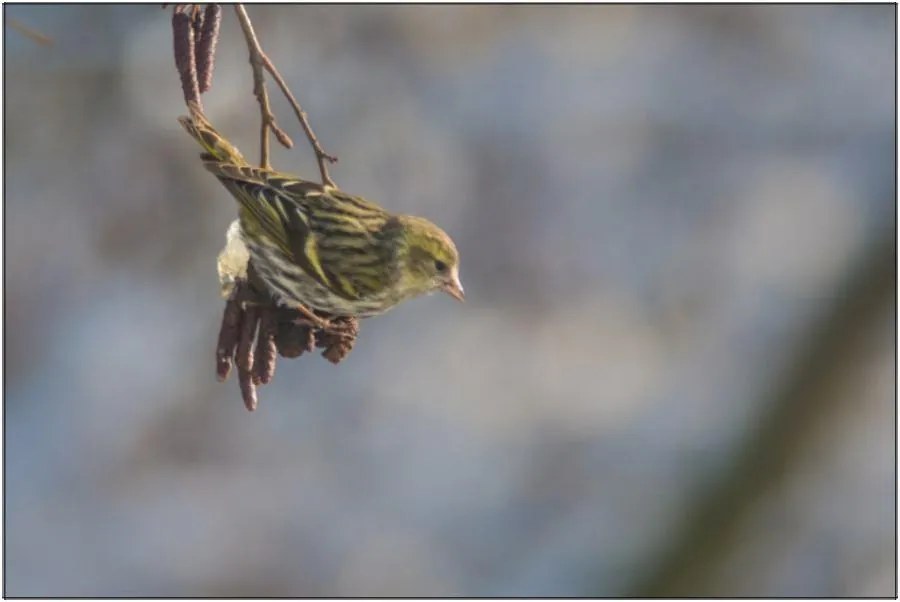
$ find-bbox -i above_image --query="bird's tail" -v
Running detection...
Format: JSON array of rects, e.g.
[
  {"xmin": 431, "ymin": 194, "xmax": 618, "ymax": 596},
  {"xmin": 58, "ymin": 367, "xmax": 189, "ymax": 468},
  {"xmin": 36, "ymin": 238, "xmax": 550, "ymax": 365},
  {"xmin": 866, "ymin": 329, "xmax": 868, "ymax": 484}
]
[{"xmin": 178, "ymin": 109, "xmax": 249, "ymax": 167}]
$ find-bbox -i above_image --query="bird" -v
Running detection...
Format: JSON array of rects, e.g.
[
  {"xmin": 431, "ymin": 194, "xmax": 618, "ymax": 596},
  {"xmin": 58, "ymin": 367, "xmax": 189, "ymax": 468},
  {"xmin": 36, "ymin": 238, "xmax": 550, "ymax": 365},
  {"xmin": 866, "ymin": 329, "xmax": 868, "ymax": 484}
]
[{"xmin": 179, "ymin": 110, "xmax": 464, "ymax": 329}]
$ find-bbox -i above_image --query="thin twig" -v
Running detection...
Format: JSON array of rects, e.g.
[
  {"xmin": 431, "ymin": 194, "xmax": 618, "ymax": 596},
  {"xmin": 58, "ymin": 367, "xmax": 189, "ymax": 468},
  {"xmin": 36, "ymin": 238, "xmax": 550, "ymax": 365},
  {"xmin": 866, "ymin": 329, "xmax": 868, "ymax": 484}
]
[
  {"xmin": 233, "ymin": 5, "xmax": 275, "ymax": 169},
  {"xmin": 260, "ymin": 54, "xmax": 338, "ymax": 187},
  {"xmin": 233, "ymin": 5, "xmax": 294, "ymax": 152},
  {"xmin": 233, "ymin": 4, "xmax": 337, "ymax": 187},
  {"xmin": 7, "ymin": 18, "xmax": 54, "ymax": 47}
]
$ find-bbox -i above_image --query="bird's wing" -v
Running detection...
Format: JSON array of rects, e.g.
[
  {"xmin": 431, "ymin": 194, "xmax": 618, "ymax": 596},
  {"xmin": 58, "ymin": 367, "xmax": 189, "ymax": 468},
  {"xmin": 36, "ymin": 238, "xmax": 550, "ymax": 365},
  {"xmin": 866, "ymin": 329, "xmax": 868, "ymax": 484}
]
[{"xmin": 206, "ymin": 163, "xmax": 384, "ymax": 301}]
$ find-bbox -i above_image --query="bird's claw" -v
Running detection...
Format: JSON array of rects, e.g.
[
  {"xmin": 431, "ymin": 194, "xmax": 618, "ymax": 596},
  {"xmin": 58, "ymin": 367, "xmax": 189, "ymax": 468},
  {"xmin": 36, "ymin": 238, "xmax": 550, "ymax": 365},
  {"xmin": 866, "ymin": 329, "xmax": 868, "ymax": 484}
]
[
  {"xmin": 292, "ymin": 316, "xmax": 329, "ymax": 330},
  {"xmin": 292, "ymin": 315, "xmax": 351, "ymax": 338}
]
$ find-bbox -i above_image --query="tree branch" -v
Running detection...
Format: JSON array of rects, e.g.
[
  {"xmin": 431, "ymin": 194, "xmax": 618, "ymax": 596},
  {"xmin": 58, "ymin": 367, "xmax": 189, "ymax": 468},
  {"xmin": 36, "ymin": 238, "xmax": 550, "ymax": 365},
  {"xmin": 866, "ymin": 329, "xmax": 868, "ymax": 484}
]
[
  {"xmin": 628, "ymin": 231, "xmax": 895, "ymax": 596},
  {"xmin": 260, "ymin": 53, "xmax": 338, "ymax": 187},
  {"xmin": 233, "ymin": 4, "xmax": 336, "ymax": 187},
  {"xmin": 233, "ymin": 4, "xmax": 277, "ymax": 170}
]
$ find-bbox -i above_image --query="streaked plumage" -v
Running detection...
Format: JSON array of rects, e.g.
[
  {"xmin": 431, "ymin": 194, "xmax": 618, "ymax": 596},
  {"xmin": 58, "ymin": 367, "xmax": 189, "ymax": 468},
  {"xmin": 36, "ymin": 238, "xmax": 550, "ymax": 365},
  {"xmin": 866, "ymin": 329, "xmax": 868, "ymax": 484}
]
[{"xmin": 179, "ymin": 111, "xmax": 464, "ymax": 318}]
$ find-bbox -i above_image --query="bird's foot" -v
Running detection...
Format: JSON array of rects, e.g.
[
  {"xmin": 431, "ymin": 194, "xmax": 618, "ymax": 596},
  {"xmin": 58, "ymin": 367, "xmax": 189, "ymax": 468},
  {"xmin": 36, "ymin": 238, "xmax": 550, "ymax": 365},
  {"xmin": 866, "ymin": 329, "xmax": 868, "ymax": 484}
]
[{"xmin": 290, "ymin": 303, "xmax": 331, "ymax": 331}]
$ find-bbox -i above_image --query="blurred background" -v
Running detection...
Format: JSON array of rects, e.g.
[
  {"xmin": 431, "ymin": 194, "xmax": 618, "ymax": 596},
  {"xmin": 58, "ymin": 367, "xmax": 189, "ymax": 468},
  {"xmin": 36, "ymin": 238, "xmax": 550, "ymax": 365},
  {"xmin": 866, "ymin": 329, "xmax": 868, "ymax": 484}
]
[{"xmin": 4, "ymin": 4, "xmax": 895, "ymax": 597}]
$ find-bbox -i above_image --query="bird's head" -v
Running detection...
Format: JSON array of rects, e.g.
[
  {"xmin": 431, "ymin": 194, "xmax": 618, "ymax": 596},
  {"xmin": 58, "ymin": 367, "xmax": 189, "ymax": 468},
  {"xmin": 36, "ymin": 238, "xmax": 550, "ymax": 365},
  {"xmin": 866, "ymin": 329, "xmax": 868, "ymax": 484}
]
[{"xmin": 393, "ymin": 215, "xmax": 464, "ymax": 303}]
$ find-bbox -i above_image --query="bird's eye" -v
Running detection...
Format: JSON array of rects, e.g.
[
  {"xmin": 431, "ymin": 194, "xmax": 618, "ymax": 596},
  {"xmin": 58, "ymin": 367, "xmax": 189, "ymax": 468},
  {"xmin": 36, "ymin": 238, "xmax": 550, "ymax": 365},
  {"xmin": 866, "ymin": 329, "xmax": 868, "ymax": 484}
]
[{"xmin": 434, "ymin": 259, "xmax": 447, "ymax": 272}]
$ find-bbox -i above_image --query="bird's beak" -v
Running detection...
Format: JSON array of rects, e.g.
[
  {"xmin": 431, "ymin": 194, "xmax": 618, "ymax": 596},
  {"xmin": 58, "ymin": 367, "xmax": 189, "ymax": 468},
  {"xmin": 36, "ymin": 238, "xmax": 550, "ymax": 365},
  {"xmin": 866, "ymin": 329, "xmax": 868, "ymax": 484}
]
[{"xmin": 442, "ymin": 276, "xmax": 465, "ymax": 302}]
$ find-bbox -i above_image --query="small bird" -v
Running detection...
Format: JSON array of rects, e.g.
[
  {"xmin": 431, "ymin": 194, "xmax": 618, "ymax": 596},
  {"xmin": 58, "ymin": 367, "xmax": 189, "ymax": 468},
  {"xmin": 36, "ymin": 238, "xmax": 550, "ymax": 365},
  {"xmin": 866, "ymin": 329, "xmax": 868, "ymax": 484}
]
[{"xmin": 179, "ymin": 111, "xmax": 464, "ymax": 327}]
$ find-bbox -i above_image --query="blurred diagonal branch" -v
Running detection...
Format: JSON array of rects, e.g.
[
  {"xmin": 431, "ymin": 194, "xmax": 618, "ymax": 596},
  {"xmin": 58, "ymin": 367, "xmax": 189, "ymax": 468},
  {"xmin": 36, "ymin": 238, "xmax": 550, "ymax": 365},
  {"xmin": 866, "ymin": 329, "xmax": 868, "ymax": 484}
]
[
  {"xmin": 629, "ymin": 228, "xmax": 895, "ymax": 596},
  {"xmin": 7, "ymin": 18, "xmax": 54, "ymax": 47}
]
